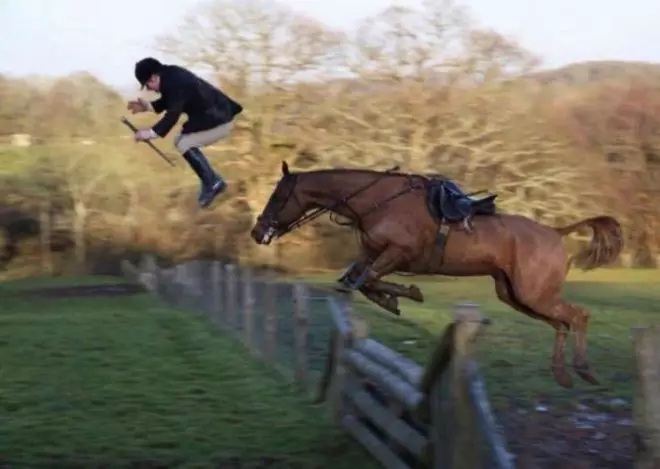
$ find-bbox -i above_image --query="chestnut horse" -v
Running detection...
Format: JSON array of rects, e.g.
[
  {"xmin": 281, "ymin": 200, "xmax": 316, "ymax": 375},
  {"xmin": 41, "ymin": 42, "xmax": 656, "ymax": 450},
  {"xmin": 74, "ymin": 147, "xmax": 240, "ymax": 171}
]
[{"xmin": 250, "ymin": 161, "xmax": 623, "ymax": 388}]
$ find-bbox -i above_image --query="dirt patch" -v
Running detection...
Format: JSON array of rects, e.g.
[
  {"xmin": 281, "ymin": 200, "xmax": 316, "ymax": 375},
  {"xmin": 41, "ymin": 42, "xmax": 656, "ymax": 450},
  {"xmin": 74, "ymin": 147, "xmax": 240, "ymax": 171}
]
[
  {"xmin": 500, "ymin": 405, "xmax": 633, "ymax": 469},
  {"xmin": 16, "ymin": 283, "xmax": 145, "ymax": 299}
]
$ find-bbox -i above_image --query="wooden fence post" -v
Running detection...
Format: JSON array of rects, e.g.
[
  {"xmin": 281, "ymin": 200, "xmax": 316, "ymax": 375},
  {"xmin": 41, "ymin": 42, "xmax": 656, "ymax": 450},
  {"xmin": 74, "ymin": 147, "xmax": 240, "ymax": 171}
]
[
  {"xmin": 39, "ymin": 201, "xmax": 53, "ymax": 275},
  {"xmin": 225, "ymin": 264, "xmax": 237, "ymax": 330},
  {"xmin": 292, "ymin": 282, "xmax": 309, "ymax": 390},
  {"xmin": 448, "ymin": 303, "xmax": 485, "ymax": 469},
  {"xmin": 182, "ymin": 261, "xmax": 192, "ymax": 294},
  {"xmin": 169, "ymin": 262, "xmax": 185, "ymax": 307},
  {"xmin": 211, "ymin": 261, "xmax": 224, "ymax": 328},
  {"xmin": 181, "ymin": 260, "xmax": 202, "ymax": 311},
  {"xmin": 327, "ymin": 297, "xmax": 352, "ymax": 424},
  {"xmin": 242, "ymin": 266, "xmax": 255, "ymax": 350},
  {"xmin": 158, "ymin": 264, "xmax": 175, "ymax": 303},
  {"xmin": 633, "ymin": 325, "xmax": 660, "ymax": 469},
  {"xmin": 263, "ymin": 279, "xmax": 277, "ymax": 364},
  {"xmin": 189, "ymin": 260, "xmax": 204, "ymax": 297},
  {"xmin": 142, "ymin": 254, "xmax": 158, "ymax": 294},
  {"xmin": 152, "ymin": 259, "xmax": 162, "ymax": 298}
]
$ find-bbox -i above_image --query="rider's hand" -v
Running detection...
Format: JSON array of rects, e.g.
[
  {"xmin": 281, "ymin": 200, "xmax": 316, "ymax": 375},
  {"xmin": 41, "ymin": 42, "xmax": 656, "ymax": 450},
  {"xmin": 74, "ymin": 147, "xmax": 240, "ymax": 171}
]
[
  {"xmin": 134, "ymin": 128, "xmax": 157, "ymax": 141},
  {"xmin": 127, "ymin": 98, "xmax": 150, "ymax": 114}
]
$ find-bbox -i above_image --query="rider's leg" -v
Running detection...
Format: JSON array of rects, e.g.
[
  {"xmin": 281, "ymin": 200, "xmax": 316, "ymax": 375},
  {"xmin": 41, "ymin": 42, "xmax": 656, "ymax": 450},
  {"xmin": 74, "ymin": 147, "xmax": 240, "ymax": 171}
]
[{"xmin": 174, "ymin": 122, "xmax": 234, "ymax": 208}]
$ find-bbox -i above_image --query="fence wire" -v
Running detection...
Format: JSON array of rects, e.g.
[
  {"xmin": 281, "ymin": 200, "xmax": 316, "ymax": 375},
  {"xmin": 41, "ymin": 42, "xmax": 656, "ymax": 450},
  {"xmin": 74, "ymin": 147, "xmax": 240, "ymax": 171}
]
[
  {"xmin": 127, "ymin": 256, "xmax": 642, "ymax": 469},
  {"xmin": 146, "ymin": 259, "xmax": 338, "ymax": 385}
]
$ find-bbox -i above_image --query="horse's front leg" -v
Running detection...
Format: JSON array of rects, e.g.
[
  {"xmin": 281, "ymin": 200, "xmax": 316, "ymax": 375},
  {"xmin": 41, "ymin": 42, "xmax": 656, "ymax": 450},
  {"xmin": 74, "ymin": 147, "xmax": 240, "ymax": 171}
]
[
  {"xmin": 335, "ymin": 254, "xmax": 408, "ymax": 316},
  {"xmin": 361, "ymin": 245, "xmax": 408, "ymax": 285},
  {"xmin": 369, "ymin": 279, "xmax": 424, "ymax": 303},
  {"xmin": 336, "ymin": 257, "xmax": 371, "ymax": 290},
  {"xmin": 338, "ymin": 265, "xmax": 421, "ymax": 298},
  {"xmin": 358, "ymin": 286, "xmax": 401, "ymax": 316},
  {"xmin": 338, "ymin": 245, "xmax": 414, "ymax": 285}
]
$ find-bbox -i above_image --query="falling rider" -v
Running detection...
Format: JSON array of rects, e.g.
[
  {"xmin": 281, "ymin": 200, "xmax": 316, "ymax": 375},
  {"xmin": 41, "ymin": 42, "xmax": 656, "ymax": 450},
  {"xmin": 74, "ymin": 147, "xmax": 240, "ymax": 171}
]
[{"xmin": 127, "ymin": 57, "xmax": 243, "ymax": 208}]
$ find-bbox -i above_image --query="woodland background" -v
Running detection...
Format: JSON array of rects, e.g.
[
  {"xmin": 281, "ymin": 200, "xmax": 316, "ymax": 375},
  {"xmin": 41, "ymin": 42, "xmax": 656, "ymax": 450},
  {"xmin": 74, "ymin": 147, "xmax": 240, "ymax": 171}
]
[{"xmin": 2, "ymin": 0, "xmax": 659, "ymax": 277}]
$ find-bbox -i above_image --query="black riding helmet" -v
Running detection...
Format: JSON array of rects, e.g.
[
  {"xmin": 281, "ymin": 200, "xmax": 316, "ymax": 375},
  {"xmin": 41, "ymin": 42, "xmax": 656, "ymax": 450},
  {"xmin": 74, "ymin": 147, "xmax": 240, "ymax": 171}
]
[{"xmin": 134, "ymin": 57, "xmax": 163, "ymax": 88}]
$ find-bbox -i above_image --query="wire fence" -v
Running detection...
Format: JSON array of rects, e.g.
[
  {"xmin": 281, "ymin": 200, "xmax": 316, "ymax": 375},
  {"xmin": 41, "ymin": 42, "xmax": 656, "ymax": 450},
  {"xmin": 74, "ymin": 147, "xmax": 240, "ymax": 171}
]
[
  {"xmin": 120, "ymin": 254, "xmax": 519, "ymax": 469},
  {"xmin": 120, "ymin": 253, "xmax": 656, "ymax": 469},
  {"xmin": 125, "ymin": 256, "xmax": 341, "ymax": 387}
]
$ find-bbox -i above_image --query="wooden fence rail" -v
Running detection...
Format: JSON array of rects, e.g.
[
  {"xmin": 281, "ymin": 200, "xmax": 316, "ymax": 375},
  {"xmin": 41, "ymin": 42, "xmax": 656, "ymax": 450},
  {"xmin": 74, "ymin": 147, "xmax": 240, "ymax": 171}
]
[{"xmin": 121, "ymin": 254, "xmax": 514, "ymax": 469}]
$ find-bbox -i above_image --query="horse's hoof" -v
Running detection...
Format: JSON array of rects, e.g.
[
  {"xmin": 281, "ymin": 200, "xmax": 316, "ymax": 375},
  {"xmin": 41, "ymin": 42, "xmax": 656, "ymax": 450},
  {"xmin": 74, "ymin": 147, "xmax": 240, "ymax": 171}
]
[
  {"xmin": 383, "ymin": 298, "xmax": 401, "ymax": 316},
  {"xmin": 387, "ymin": 306, "xmax": 401, "ymax": 316},
  {"xmin": 552, "ymin": 366, "xmax": 574, "ymax": 388},
  {"xmin": 333, "ymin": 283, "xmax": 354, "ymax": 295},
  {"xmin": 574, "ymin": 364, "xmax": 600, "ymax": 386},
  {"xmin": 408, "ymin": 285, "xmax": 424, "ymax": 302}
]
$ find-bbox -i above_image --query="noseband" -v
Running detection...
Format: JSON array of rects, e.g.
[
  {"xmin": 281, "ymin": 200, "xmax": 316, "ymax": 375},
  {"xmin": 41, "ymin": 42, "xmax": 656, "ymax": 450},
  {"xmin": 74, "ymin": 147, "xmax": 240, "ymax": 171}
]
[{"xmin": 257, "ymin": 173, "xmax": 307, "ymax": 237}]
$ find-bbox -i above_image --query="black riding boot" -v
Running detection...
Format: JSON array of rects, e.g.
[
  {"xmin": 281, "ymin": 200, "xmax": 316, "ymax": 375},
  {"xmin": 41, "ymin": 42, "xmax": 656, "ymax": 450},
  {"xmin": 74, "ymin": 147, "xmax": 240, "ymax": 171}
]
[{"xmin": 181, "ymin": 147, "xmax": 227, "ymax": 208}]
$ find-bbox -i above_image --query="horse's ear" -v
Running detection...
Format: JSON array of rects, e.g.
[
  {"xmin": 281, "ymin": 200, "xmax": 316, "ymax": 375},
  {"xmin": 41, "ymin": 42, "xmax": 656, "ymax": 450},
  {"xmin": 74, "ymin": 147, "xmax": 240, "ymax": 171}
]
[{"xmin": 281, "ymin": 160, "xmax": 290, "ymax": 175}]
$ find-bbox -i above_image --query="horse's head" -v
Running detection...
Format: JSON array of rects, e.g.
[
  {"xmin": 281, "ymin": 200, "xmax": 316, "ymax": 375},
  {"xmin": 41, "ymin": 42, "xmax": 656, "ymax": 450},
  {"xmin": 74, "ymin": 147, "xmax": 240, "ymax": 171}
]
[{"xmin": 250, "ymin": 161, "xmax": 310, "ymax": 245}]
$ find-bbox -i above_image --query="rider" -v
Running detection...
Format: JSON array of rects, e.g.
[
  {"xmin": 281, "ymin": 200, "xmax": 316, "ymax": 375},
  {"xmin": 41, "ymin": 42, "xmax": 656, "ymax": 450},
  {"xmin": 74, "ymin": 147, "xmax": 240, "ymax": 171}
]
[{"xmin": 128, "ymin": 57, "xmax": 243, "ymax": 208}]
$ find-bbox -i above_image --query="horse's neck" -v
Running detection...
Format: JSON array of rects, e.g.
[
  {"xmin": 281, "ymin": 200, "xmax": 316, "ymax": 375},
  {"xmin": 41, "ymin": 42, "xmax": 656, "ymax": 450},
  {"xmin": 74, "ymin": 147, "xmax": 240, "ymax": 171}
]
[{"xmin": 303, "ymin": 171, "xmax": 392, "ymax": 218}]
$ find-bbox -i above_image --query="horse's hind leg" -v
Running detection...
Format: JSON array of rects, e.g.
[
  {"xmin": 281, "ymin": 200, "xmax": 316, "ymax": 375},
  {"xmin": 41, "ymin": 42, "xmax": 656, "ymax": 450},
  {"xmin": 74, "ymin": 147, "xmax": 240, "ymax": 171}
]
[
  {"xmin": 493, "ymin": 273, "xmax": 573, "ymax": 388},
  {"xmin": 521, "ymin": 298, "xmax": 599, "ymax": 386},
  {"xmin": 562, "ymin": 301, "xmax": 599, "ymax": 385}
]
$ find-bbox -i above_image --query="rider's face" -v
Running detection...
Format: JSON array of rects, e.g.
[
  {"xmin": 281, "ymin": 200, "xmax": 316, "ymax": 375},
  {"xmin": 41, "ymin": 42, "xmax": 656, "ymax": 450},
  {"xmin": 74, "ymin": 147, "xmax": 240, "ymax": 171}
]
[{"xmin": 145, "ymin": 74, "xmax": 160, "ymax": 92}]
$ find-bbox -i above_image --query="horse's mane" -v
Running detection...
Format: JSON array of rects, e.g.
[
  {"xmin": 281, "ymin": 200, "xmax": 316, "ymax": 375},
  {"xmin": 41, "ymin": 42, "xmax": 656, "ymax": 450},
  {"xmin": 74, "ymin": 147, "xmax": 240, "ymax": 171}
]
[{"xmin": 295, "ymin": 166, "xmax": 449, "ymax": 183}]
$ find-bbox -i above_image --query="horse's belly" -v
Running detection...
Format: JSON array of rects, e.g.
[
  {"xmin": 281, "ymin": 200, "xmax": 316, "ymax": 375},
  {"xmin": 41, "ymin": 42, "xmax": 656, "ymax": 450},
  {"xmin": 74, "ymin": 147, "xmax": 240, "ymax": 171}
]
[
  {"xmin": 434, "ymin": 263, "xmax": 494, "ymax": 276},
  {"xmin": 402, "ymin": 227, "xmax": 500, "ymax": 275},
  {"xmin": 403, "ymin": 257, "xmax": 494, "ymax": 276}
]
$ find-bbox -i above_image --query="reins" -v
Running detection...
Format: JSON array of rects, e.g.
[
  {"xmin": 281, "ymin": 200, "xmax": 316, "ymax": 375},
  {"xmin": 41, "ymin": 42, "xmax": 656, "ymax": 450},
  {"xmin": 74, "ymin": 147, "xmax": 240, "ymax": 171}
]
[{"xmin": 277, "ymin": 164, "xmax": 405, "ymax": 236}]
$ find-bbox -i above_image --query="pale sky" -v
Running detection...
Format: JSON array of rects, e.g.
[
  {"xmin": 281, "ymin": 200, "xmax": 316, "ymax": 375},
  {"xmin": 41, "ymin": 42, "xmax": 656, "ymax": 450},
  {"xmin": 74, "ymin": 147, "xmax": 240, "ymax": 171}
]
[{"xmin": 1, "ymin": 0, "xmax": 659, "ymax": 90}]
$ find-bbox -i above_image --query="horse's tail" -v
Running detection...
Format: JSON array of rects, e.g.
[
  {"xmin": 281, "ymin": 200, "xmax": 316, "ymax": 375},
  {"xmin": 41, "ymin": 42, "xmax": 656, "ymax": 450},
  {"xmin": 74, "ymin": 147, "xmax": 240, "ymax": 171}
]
[{"xmin": 554, "ymin": 215, "xmax": 624, "ymax": 270}]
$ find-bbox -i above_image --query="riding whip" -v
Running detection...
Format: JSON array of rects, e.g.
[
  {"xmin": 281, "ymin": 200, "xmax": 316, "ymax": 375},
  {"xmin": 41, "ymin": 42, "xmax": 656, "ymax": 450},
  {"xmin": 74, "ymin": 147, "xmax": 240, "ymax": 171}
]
[{"xmin": 120, "ymin": 116, "xmax": 176, "ymax": 167}]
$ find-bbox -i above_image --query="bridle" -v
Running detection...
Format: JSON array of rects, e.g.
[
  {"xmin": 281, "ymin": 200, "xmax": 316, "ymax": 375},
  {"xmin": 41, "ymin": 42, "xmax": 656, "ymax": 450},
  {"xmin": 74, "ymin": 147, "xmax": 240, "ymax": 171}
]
[
  {"xmin": 257, "ymin": 165, "xmax": 423, "ymax": 241},
  {"xmin": 255, "ymin": 172, "xmax": 308, "ymax": 238}
]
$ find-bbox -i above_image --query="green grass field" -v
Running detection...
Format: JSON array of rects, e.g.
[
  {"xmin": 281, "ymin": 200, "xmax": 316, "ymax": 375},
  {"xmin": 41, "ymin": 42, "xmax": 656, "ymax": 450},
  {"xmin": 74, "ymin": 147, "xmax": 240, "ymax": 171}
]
[
  {"xmin": 1, "ymin": 268, "xmax": 656, "ymax": 467},
  {"xmin": 0, "ymin": 277, "xmax": 374, "ymax": 469},
  {"xmin": 305, "ymin": 268, "xmax": 660, "ymax": 408}
]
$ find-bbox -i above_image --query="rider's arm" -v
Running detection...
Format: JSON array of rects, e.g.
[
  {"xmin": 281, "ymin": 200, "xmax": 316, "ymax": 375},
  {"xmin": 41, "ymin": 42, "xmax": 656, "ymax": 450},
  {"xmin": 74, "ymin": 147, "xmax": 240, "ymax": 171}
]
[
  {"xmin": 151, "ymin": 86, "xmax": 185, "ymax": 138},
  {"xmin": 150, "ymin": 98, "xmax": 165, "ymax": 113}
]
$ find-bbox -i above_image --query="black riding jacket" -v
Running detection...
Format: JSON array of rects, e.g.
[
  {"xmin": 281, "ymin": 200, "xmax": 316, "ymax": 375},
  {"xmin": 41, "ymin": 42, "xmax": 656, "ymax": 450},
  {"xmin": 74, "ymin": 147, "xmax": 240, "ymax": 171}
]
[{"xmin": 150, "ymin": 65, "xmax": 243, "ymax": 137}]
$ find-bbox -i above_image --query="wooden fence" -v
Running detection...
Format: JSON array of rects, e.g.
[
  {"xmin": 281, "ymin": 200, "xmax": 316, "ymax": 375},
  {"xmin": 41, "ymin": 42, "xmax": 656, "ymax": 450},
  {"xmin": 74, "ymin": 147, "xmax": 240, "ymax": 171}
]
[
  {"xmin": 633, "ymin": 324, "xmax": 660, "ymax": 469},
  {"xmin": 316, "ymin": 296, "xmax": 514, "ymax": 469},
  {"xmin": 121, "ymin": 254, "xmax": 514, "ymax": 469}
]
